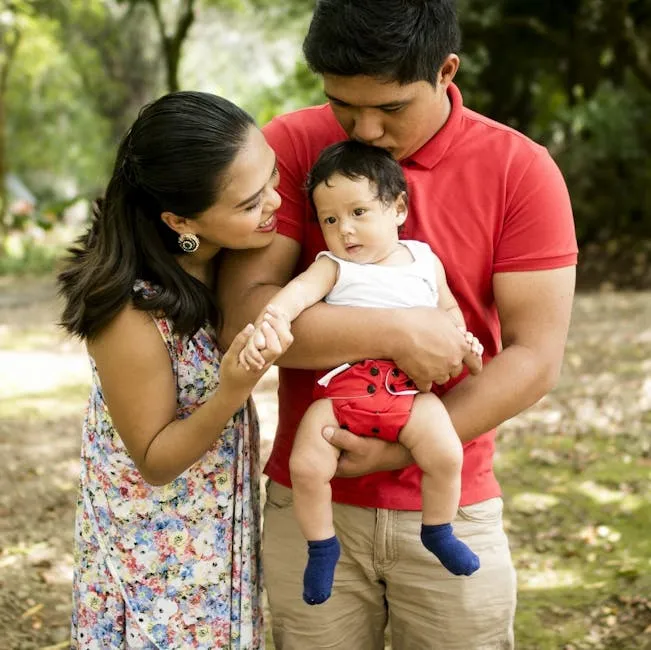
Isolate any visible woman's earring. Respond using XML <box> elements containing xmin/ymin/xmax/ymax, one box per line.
<box><xmin>178</xmin><ymin>232</ymin><xmax>200</xmax><ymax>253</ymax></box>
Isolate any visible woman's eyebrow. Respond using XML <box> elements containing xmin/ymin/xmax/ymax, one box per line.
<box><xmin>234</xmin><ymin>156</ymin><xmax>277</xmax><ymax>208</ymax></box>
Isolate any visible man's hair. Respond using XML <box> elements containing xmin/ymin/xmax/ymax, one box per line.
<box><xmin>306</xmin><ymin>141</ymin><xmax>407</xmax><ymax>211</ymax></box>
<box><xmin>303</xmin><ymin>0</ymin><xmax>461</xmax><ymax>85</ymax></box>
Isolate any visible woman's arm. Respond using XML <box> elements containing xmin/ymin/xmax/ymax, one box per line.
<box><xmin>89</xmin><ymin>305</ymin><xmax>291</xmax><ymax>485</ymax></box>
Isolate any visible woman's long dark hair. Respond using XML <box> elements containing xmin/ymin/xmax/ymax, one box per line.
<box><xmin>58</xmin><ymin>92</ymin><xmax>255</xmax><ymax>340</ymax></box>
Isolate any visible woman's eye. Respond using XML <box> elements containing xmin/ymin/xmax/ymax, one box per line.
<box><xmin>245</xmin><ymin>198</ymin><xmax>261</xmax><ymax>212</ymax></box>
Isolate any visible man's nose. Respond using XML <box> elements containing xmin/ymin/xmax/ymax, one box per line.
<box><xmin>351</xmin><ymin>109</ymin><xmax>384</xmax><ymax>143</ymax></box>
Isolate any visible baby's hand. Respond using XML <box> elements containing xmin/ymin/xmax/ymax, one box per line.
<box><xmin>238</xmin><ymin>306</ymin><xmax>292</xmax><ymax>371</ymax></box>
<box><xmin>460</xmin><ymin>328</ymin><xmax>484</xmax><ymax>372</ymax></box>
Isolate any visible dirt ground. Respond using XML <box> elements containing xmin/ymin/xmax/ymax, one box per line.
<box><xmin>0</xmin><ymin>276</ymin><xmax>649</xmax><ymax>649</ymax></box>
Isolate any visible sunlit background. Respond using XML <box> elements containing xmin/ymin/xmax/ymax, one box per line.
<box><xmin>1</xmin><ymin>1</ymin><xmax>650</xmax><ymax>649</ymax></box>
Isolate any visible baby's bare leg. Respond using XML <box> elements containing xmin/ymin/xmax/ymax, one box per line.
<box><xmin>289</xmin><ymin>398</ymin><xmax>340</xmax><ymax>540</ymax></box>
<box><xmin>399</xmin><ymin>393</ymin><xmax>462</xmax><ymax>525</ymax></box>
<box><xmin>289</xmin><ymin>398</ymin><xmax>342</xmax><ymax>604</ymax></box>
<box><xmin>399</xmin><ymin>393</ymin><xmax>480</xmax><ymax>576</ymax></box>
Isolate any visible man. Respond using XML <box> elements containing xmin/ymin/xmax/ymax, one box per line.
<box><xmin>218</xmin><ymin>1</ymin><xmax>577</xmax><ymax>648</ymax></box>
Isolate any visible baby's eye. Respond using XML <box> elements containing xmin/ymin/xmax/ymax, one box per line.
<box><xmin>352</xmin><ymin>208</ymin><xmax>366</xmax><ymax>217</ymax></box>
<box><xmin>324</xmin><ymin>216</ymin><xmax>337</xmax><ymax>225</ymax></box>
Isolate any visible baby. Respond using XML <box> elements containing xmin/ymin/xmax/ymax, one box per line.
<box><xmin>242</xmin><ymin>141</ymin><xmax>483</xmax><ymax>605</ymax></box>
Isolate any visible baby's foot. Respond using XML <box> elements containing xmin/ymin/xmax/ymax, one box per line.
<box><xmin>302</xmin><ymin>536</ymin><xmax>341</xmax><ymax>605</ymax></box>
<box><xmin>420</xmin><ymin>523</ymin><xmax>480</xmax><ymax>576</ymax></box>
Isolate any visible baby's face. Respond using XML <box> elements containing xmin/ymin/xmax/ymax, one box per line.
<box><xmin>313</xmin><ymin>174</ymin><xmax>406</xmax><ymax>264</ymax></box>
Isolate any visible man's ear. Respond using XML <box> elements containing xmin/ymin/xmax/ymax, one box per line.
<box><xmin>160</xmin><ymin>211</ymin><xmax>189</xmax><ymax>236</ymax></box>
<box><xmin>395</xmin><ymin>191</ymin><xmax>408</xmax><ymax>227</ymax></box>
<box><xmin>439</xmin><ymin>54</ymin><xmax>460</xmax><ymax>88</ymax></box>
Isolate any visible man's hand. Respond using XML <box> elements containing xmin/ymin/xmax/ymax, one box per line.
<box><xmin>392</xmin><ymin>308</ymin><xmax>481</xmax><ymax>386</ymax></box>
<box><xmin>322</xmin><ymin>426</ymin><xmax>413</xmax><ymax>477</ymax></box>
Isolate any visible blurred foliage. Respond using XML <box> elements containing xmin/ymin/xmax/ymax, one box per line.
<box><xmin>454</xmin><ymin>0</ymin><xmax>651</xmax><ymax>245</ymax></box>
<box><xmin>1</xmin><ymin>0</ymin><xmax>651</xmax><ymax>272</ymax></box>
<box><xmin>2</xmin><ymin>0</ymin><xmax>161</xmax><ymax>234</ymax></box>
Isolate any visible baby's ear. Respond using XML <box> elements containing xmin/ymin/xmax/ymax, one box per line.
<box><xmin>395</xmin><ymin>191</ymin><xmax>408</xmax><ymax>227</ymax></box>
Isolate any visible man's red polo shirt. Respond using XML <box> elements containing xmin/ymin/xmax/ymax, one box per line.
<box><xmin>261</xmin><ymin>83</ymin><xmax>577</xmax><ymax>509</ymax></box>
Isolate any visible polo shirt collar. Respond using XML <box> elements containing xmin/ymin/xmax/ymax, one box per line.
<box><xmin>404</xmin><ymin>82</ymin><xmax>463</xmax><ymax>170</ymax></box>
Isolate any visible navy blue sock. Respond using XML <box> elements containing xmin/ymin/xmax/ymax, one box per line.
<box><xmin>302</xmin><ymin>536</ymin><xmax>341</xmax><ymax>605</ymax></box>
<box><xmin>420</xmin><ymin>523</ymin><xmax>480</xmax><ymax>576</ymax></box>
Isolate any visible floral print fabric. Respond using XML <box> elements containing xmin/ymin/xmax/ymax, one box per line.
<box><xmin>71</xmin><ymin>281</ymin><xmax>263</xmax><ymax>649</ymax></box>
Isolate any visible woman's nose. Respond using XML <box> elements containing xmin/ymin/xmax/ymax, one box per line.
<box><xmin>266</xmin><ymin>187</ymin><xmax>281</xmax><ymax>211</ymax></box>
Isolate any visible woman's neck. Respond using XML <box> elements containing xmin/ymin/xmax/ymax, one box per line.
<box><xmin>176</xmin><ymin>252</ymin><xmax>217</xmax><ymax>287</ymax></box>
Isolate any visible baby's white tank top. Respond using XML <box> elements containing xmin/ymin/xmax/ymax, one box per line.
<box><xmin>316</xmin><ymin>240</ymin><xmax>439</xmax><ymax>309</ymax></box>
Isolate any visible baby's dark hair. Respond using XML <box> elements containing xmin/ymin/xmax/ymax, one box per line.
<box><xmin>306</xmin><ymin>141</ymin><xmax>407</xmax><ymax>211</ymax></box>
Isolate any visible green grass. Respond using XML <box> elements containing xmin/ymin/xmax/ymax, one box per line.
<box><xmin>0</xmin><ymin>327</ymin><xmax>63</xmax><ymax>351</ymax></box>
<box><xmin>0</xmin><ymin>241</ymin><xmax>64</xmax><ymax>276</ymax></box>
<box><xmin>500</xmin><ymin>432</ymin><xmax>651</xmax><ymax>649</ymax></box>
<box><xmin>0</xmin><ymin>383</ymin><xmax>89</xmax><ymax>420</ymax></box>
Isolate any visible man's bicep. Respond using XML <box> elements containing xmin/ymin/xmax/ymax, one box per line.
<box><xmin>217</xmin><ymin>234</ymin><xmax>301</xmax><ymax>342</ymax></box>
<box><xmin>494</xmin><ymin>266</ymin><xmax>575</xmax><ymax>362</ymax></box>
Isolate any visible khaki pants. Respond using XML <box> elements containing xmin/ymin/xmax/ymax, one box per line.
<box><xmin>263</xmin><ymin>480</ymin><xmax>516</xmax><ymax>650</ymax></box>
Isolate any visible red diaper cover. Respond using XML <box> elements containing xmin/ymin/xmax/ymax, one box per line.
<box><xmin>313</xmin><ymin>360</ymin><xmax>417</xmax><ymax>443</ymax></box>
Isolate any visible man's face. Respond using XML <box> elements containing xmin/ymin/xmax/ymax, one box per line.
<box><xmin>323</xmin><ymin>73</ymin><xmax>452</xmax><ymax>161</ymax></box>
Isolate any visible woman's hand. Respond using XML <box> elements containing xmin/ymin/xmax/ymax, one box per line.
<box><xmin>221</xmin><ymin>312</ymin><xmax>293</xmax><ymax>397</ymax></box>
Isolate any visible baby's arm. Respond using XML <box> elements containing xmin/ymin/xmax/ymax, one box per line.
<box><xmin>240</xmin><ymin>255</ymin><xmax>339</xmax><ymax>370</ymax></box>
<box><xmin>434</xmin><ymin>256</ymin><xmax>484</xmax><ymax>358</ymax></box>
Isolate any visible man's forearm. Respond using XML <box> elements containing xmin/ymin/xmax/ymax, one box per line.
<box><xmin>441</xmin><ymin>344</ymin><xmax>560</xmax><ymax>443</ymax></box>
<box><xmin>222</xmin><ymin>284</ymin><xmax>396</xmax><ymax>370</ymax></box>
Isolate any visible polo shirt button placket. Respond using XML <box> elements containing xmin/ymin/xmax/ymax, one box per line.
<box><xmin>367</xmin><ymin>384</ymin><xmax>376</xmax><ymax>394</ymax></box>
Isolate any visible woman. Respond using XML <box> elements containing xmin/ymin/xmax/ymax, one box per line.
<box><xmin>58</xmin><ymin>91</ymin><xmax>291</xmax><ymax>649</ymax></box>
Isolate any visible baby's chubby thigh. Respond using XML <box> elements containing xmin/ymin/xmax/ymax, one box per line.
<box><xmin>398</xmin><ymin>392</ymin><xmax>462</xmax><ymax>476</ymax></box>
<box><xmin>289</xmin><ymin>398</ymin><xmax>341</xmax><ymax>485</ymax></box>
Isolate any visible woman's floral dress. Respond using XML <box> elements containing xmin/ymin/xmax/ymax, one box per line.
<box><xmin>71</xmin><ymin>281</ymin><xmax>263</xmax><ymax>649</ymax></box>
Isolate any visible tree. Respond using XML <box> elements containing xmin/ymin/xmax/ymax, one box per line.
<box><xmin>0</xmin><ymin>1</ymin><xmax>26</xmax><ymax>229</ymax></box>
<box><xmin>121</xmin><ymin>0</ymin><xmax>245</xmax><ymax>93</ymax></box>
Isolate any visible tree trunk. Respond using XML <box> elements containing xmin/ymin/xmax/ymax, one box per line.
<box><xmin>0</xmin><ymin>93</ymin><xmax>7</xmax><ymax>233</ymax></box>
<box><xmin>0</xmin><ymin>24</ymin><xmax>21</xmax><ymax>235</ymax></box>
<box><xmin>164</xmin><ymin>39</ymin><xmax>180</xmax><ymax>92</ymax></box>
<box><xmin>147</xmin><ymin>0</ymin><xmax>196</xmax><ymax>93</ymax></box>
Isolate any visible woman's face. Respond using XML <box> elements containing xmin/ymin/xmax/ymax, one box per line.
<box><xmin>190</xmin><ymin>126</ymin><xmax>281</xmax><ymax>253</ymax></box>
